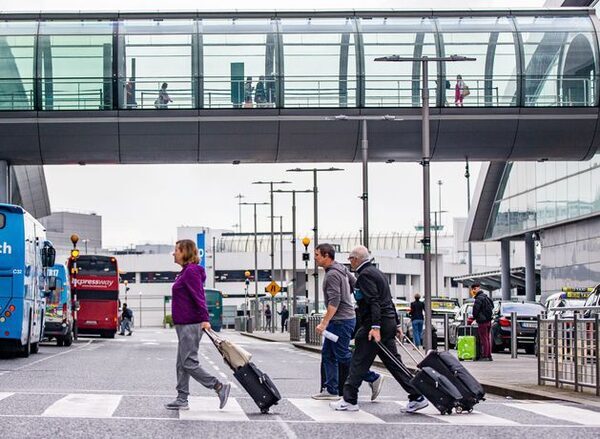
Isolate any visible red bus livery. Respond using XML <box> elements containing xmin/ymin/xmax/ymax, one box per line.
<box><xmin>68</xmin><ymin>255</ymin><xmax>120</xmax><ymax>338</ymax></box>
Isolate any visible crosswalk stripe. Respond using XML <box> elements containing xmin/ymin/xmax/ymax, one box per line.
<box><xmin>288</xmin><ymin>398</ymin><xmax>384</xmax><ymax>424</ymax></box>
<box><xmin>402</xmin><ymin>402</ymin><xmax>519</xmax><ymax>425</ymax></box>
<box><xmin>179</xmin><ymin>396</ymin><xmax>248</xmax><ymax>422</ymax></box>
<box><xmin>42</xmin><ymin>394</ymin><xmax>122</xmax><ymax>418</ymax></box>
<box><xmin>0</xmin><ymin>392</ymin><xmax>14</xmax><ymax>402</ymax></box>
<box><xmin>507</xmin><ymin>402</ymin><xmax>600</xmax><ymax>426</ymax></box>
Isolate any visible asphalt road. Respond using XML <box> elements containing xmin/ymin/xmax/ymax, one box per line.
<box><xmin>0</xmin><ymin>328</ymin><xmax>599</xmax><ymax>439</ymax></box>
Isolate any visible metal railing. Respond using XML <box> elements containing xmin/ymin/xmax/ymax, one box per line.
<box><xmin>538</xmin><ymin>311</ymin><xmax>600</xmax><ymax>395</ymax></box>
<box><xmin>306</xmin><ymin>315</ymin><xmax>323</xmax><ymax>346</ymax></box>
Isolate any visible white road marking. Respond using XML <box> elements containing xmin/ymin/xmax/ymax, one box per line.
<box><xmin>42</xmin><ymin>394</ymin><xmax>122</xmax><ymax>418</ymax></box>
<box><xmin>0</xmin><ymin>392</ymin><xmax>14</xmax><ymax>402</ymax></box>
<box><xmin>179</xmin><ymin>396</ymin><xmax>248</xmax><ymax>422</ymax></box>
<box><xmin>288</xmin><ymin>398</ymin><xmax>384</xmax><ymax>424</ymax></box>
<box><xmin>402</xmin><ymin>402</ymin><xmax>519</xmax><ymax>426</ymax></box>
<box><xmin>507</xmin><ymin>402</ymin><xmax>600</xmax><ymax>426</ymax></box>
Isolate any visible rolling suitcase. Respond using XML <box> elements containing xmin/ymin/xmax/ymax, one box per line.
<box><xmin>376</xmin><ymin>339</ymin><xmax>461</xmax><ymax>415</ymax></box>
<box><xmin>205</xmin><ymin>329</ymin><xmax>281</xmax><ymax>413</ymax></box>
<box><xmin>457</xmin><ymin>325</ymin><xmax>480</xmax><ymax>360</ymax></box>
<box><xmin>457</xmin><ymin>336</ymin><xmax>477</xmax><ymax>361</ymax></box>
<box><xmin>417</xmin><ymin>350</ymin><xmax>485</xmax><ymax>412</ymax></box>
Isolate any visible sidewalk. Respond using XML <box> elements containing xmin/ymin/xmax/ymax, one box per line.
<box><xmin>240</xmin><ymin>331</ymin><xmax>600</xmax><ymax>408</ymax></box>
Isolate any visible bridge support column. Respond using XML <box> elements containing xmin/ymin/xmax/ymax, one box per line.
<box><xmin>0</xmin><ymin>161</ymin><xmax>9</xmax><ymax>204</ymax></box>
<box><xmin>525</xmin><ymin>232</ymin><xmax>536</xmax><ymax>302</ymax></box>
<box><xmin>501</xmin><ymin>239</ymin><xmax>511</xmax><ymax>300</ymax></box>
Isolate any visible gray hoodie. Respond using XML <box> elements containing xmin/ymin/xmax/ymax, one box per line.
<box><xmin>323</xmin><ymin>261</ymin><xmax>356</xmax><ymax>320</ymax></box>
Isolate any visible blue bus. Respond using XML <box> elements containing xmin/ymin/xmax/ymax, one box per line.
<box><xmin>0</xmin><ymin>204</ymin><xmax>56</xmax><ymax>357</ymax></box>
<box><xmin>44</xmin><ymin>264</ymin><xmax>74</xmax><ymax>346</ymax></box>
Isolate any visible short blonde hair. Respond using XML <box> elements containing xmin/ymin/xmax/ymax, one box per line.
<box><xmin>176</xmin><ymin>239</ymin><xmax>200</xmax><ymax>265</ymax></box>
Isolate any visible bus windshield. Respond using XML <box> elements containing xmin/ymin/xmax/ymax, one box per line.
<box><xmin>75</xmin><ymin>256</ymin><xmax>118</xmax><ymax>277</ymax></box>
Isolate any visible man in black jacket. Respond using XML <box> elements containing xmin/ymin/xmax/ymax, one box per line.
<box><xmin>471</xmin><ymin>283</ymin><xmax>494</xmax><ymax>361</ymax></box>
<box><xmin>330</xmin><ymin>246</ymin><xmax>428</xmax><ymax>413</ymax></box>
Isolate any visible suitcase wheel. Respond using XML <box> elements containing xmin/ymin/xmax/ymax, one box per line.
<box><xmin>260</xmin><ymin>408</ymin><xmax>270</xmax><ymax>414</ymax></box>
<box><xmin>455</xmin><ymin>406</ymin><xmax>463</xmax><ymax>414</ymax></box>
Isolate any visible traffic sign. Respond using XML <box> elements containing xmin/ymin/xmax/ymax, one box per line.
<box><xmin>265</xmin><ymin>281</ymin><xmax>282</xmax><ymax>296</ymax></box>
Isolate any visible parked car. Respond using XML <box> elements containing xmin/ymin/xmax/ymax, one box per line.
<box><xmin>583</xmin><ymin>284</ymin><xmax>600</xmax><ymax>318</ymax></box>
<box><xmin>430</xmin><ymin>298</ymin><xmax>459</xmax><ymax>341</ymax></box>
<box><xmin>395</xmin><ymin>300</ymin><xmax>411</xmax><ymax>335</ymax></box>
<box><xmin>491</xmin><ymin>301</ymin><xmax>545</xmax><ymax>355</ymax></box>
<box><xmin>447</xmin><ymin>302</ymin><xmax>474</xmax><ymax>348</ymax></box>
<box><xmin>544</xmin><ymin>289</ymin><xmax>590</xmax><ymax>319</ymax></box>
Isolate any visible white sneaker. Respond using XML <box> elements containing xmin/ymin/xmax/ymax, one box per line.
<box><xmin>329</xmin><ymin>399</ymin><xmax>359</xmax><ymax>411</ymax></box>
<box><xmin>312</xmin><ymin>391</ymin><xmax>341</xmax><ymax>401</ymax></box>
<box><xmin>369</xmin><ymin>375</ymin><xmax>385</xmax><ymax>401</ymax></box>
<box><xmin>405</xmin><ymin>397</ymin><xmax>429</xmax><ymax>413</ymax></box>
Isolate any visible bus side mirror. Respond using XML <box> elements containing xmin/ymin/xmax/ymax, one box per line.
<box><xmin>42</xmin><ymin>243</ymin><xmax>56</xmax><ymax>268</ymax></box>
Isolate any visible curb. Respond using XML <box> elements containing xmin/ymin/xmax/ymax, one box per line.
<box><xmin>240</xmin><ymin>332</ymin><xmax>286</xmax><ymax>343</ymax></box>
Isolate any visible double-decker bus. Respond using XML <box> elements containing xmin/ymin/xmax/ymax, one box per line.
<box><xmin>43</xmin><ymin>263</ymin><xmax>74</xmax><ymax>346</ymax></box>
<box><xmin>0</xmin><ymin>204</ymin><xmax>56</xmax><ymax>357</ymax></box>
<box><xmin>68</xmin><ymin>255</ymin><xmax>119</xmax><ymax>338</ymax></box>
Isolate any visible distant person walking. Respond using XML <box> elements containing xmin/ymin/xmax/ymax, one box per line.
<box><xmin>244</xmin><ymin>76</ymin><xmax>254</xmax><ymax>107</ymax></box>
<box><xmin>331</xmin><ymin>246</ymin><xmax>427</xmax><ymax>413</ymax></box>
<box><xmin>455</xmin><ymin>75</ymin><xmax>467</xmax><ymax>107</ymax></box>
<box><xmin>165</xmin><ymin>239</ymin><xmax>230</xmax><ymax>411</ymax></box>
<box><xmin>409</xmin><ymin>293</ymin><xmax>424</xmax><ymax>347</ymax></box>
<box><xmin>254</xmin><ymin>76</ymin><xmax>266</xmax><ymax>107</ymax></box>
<box><xmin>279</xmin><ymin>305</ymin><xmax>289</xmax><ymax>333</ymax></box>
<box><xmin>471</xmin><ymin>283</ymin><xmax>494</xmax><ymax>361</ymax></box>
<box><xmin>265</xmin><ymin>304</ymin><xmax>272</xmax><ymax>331</ymax></box>
<box><xmin>119</xmin><ymin>303</ymin><xmax>133</xmax><ymax>336</ymax></box>
<box><xmin>155</xmin><ymin>82</ymin><xmax>173</xmax><ymax>109</ymax></box>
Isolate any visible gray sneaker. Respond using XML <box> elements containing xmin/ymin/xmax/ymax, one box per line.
<box><xmin>164</xmin><ymin>399</ymin><xmax>189</xmax><ymax>411</ymax></box>
<box><xmin>217</xmin><ymin>383</ymin><xmax>231</xmax><ymax>409</ymax></box>
<box><xmin>369</xmin><ymin>375</ymin><xmax>385</xmax><ymax>401</ymax></box>
<box><xmin>312</xmin><ymin>391</ymin><xmax>341</xmax><ymax>401</ymax></box>
<box><xmin>405</xmin><ymin>397</ymin><xmax>429</xmax><ymax>413</ymax></box>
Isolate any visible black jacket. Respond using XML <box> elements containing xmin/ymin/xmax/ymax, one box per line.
<box><xmin>472</xmin><ymin>291</ymin><xmax>493</xmax><ymax>324</ymax></box>
<box><xmin>410</xmin><ymin>300</ymin><xmax>424</xmax><ymax>321</ymax></box>
<box><xmin>354</xmin><ymin>261</ymin><xmax>398</xmax><ymax>328</ymax></box>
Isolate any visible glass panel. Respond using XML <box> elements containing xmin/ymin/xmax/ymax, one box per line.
<box><xmin>38</xmin><ymin>21</ymin><xmax>113</xmax><ymax>110</ymax></box>
<box><xmin>567</xmin><ymin>173</ymin><xmax>580</xmax><ymax>219</ymax></box>
<box><xmin>554</xmin><ymin>178</ymin><xmax>568</xmax><ymax>222</ymax></box>
<box><xmin>281</xmin><ymin>18</ymin><xmax>356</xmax><ymax>107</ymax></box>
<box><xmin>437</xmin><ymin>17</ymin><xmax>517</xmax><ymax>107</ymax></box>
<box><xmin>120</xmin><ymin>20</ymin><xmax>195</xmax><ymax>109</ymax></box>
<box><xmin>0</xmin><ymin>21</ymin><xmax>36</xmax><ymax>110</ymax></box>
<box><xmin>361</xmin><ymin>17</ymin><xmax>436</xmax><ymax>107</ymax></box>
<box><xmin>516</xmin><ymin>16</ymin><xmax>598</xmax><ymax>107</ymax></box>
<box><xmin>201</xmin><ymin>19</ymin><xmax>278</xmax><ymax>109</ymax></box>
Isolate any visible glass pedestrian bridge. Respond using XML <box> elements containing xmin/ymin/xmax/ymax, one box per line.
<box><xmin>0</xmin><ymin>9</ymin><xmax>599</xmax><ymax>111</ymax></box>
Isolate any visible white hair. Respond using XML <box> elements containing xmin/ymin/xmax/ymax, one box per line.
<box><xmin>350</xmin><ymin>245</ymin><xmax>370</xmax><ymax>262</ymax></box>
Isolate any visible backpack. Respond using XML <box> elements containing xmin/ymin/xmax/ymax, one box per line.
<box><xmin>480</xmin><ymin>296</ymin><xmax>494</xmax><ymax>321</ymax></box>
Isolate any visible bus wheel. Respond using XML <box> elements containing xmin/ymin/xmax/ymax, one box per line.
<box><xmin>64</xmin><ymin>332</ymin><xmax>73</xmax><ymax>347</ymax></box>
<box><xmin>18</xmin><ymin>325</ymin><xmax>31</xmax><ymax>358</ymax></box>
<box><xmin>31</xmin><ymin>342</ymin><xmax>39</xmax><ymax>354</ymax></box>
<box><xmin>57</xmin><ymin>337</ymin><xmax>64</xmax><ymax>347</ymax></box>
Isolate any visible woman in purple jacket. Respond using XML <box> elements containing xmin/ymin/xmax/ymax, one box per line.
<box><xmin>164</xmin><ymin>239</ymin><xmax>231</xmax><ymax>411</ymax></box>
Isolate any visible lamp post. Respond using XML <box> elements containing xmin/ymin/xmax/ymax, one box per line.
<box><xmin>138</xmin><ymin>291</ymin><xmax>142</xmax><ymax>328</ymax></box>
<box><xmin>244</xmin><ymin>270</ymin><xmax>251</xmax><ymax>317</ymax></box>
<box><xmin>272</xmin><ymin>189</ymin><xmax>313</xmax><ymax>315</ymax></box>
<box><xmin>465</xmin><ymin>158</ymin><xmax>473</xmax><ymax>273</ymax></box>
<box><xmin>287</xmin><ymin>167</ymin><xmax>343</xmax><ymax>313</ymax></box>
<box><xmin>252</xmin><ymin>181</ymin><xmax>291</xmax><ymax>297</ymax></box>
<box><xmin>434</xmin><ymin>179</ymin><xmax>444</xmax><ymax>296</ymax></box>
<box><xmin>240</xmin><ymin>201</ymin><xmax>270</xmax><ymax>329</ymax></box>
<box><xmin>235</xmin><ymin>193</ymin><xmax>245</xmax><ymax>233</ymax></box>
<box><xmin>375</xmin><ymin>54</ymin><xmax>475</xmax><ymax>350</ymax></box>
<box><xmin>69</xmin><ymin>234</ymin><xmax>80</xmax><ymax>341</ymax></box>
<box><xmin>301</xmin><ymin>236</ymin><xmax>311</xmax><ymax>314</ymax></box>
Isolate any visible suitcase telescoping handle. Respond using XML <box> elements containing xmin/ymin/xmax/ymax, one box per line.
<box><xmin>375</xmin><ymin>340</ymin><xmax>414</xmax><ymax>378</ymax></box>
<box><xmin>395</xmin><ymin>335</ymin><xmax>426</xmax><ymax>362</ymax></box>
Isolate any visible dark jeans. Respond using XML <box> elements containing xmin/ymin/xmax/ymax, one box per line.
<box><xmin>322</xmin><ymin>318</ymin><xmax>355</xmax><ymax>395</ymax></box>
<box><xmin>343</xmin><ymin>318</ymin><xmax>421</xmax><ymax>405</ymax></box>
<box><xmin>281</xmin><ymin>318</ymin><xmax>288</xmax><ymax>333</ymax></box>
<box><xmin>412</xmin><ymin>319</ymin><xmax>424</xmax><ymax>347</ymax></box>
<box><xmin>477</xmin><ymin>320</ymin><xmax>492</xmax><ymax>358</ymax></box>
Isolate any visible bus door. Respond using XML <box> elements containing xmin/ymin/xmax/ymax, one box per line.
<box><xmin>0</xmin><ymin>274</ymin><xmax>18</xmax><ymax>341</ymax></box>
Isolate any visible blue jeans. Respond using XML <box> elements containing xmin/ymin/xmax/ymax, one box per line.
<box><xmin>322</xmin><ymin>318</ymin><xmax>380</xmax><ymax>394</ymax></box>
<box><xmin>412</xmin><ymin>320</ymin><xmax>424</xmax><ymax>347</ymax></box>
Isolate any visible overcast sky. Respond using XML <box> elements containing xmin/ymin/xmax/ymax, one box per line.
<box><xmin>11</xmin><ymin>0</ymin><xmax>549</xmax><ymax>247</ymax></box>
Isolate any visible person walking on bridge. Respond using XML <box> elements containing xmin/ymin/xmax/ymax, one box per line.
<box><xmin>330</xmin><ymin>246</ymin><xmax>427</xmax><ymax>413</ymax></box>
<box><xmin>165</xmin><ymin>239</ymin><xmax>231</xmax><ymax>411</ymax></box>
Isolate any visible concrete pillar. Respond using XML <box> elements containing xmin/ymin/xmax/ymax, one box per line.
<box><xmin>501</xmin><ymin>239</ymin><xmax>511</xmax><ymax>300</ymax></box>
<box><xmin>525</xmin><ymin>232</ymin><xmax>536</xmax><ymax>301</ymax></box>
<box><xmin>0</xmin><ymin>161</ymin><xmax>8</xmax><ymax>204</ymax></box>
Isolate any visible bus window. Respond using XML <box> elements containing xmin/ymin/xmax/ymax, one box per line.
<box><xmin>0</xmin><ymin>213</ymin><xmax>5</xmax><ymax>229</ymax></box>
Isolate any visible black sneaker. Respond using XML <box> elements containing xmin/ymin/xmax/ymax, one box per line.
<box><xmin>164</xmin><ymin>399</ymin><xmax>189</xmax><ymax>410</ymax></box>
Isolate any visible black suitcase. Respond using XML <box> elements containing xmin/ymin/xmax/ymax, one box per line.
<box><xmin>234</xmin><ymin>362</ymin><xmax>281</xmax><ymax>414</ymax></box>
<box><xmin>409</xmin><ymin>367</ymin><xmax>462</xmax><ymax>415</ymax></box>
<box><xmin>418</xmin><ymin>350</ymin><xmax>485</xmax><ymax>412</ymax></box>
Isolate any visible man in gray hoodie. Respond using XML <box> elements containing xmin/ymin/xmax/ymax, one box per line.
<box><xmin>312</xmin><ymin>243</ymin><xmax>384</xmax><ymax>400</ymax></box>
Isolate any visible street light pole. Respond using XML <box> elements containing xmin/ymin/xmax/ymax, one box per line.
<box><xmin>361</xmin><ymin>119</ymin><xmax>369</xmax><ymax>248</ymax></box>
<box><xmin>375</xmin><ymin>54</ymin><xmax>475</xmax><ymax>351</ymax></box>
<box><xmin>287</xmin><ymin>167</ymin><xmax>343</xmax><ymax>313</ymax></box>
<box><xmin>435</xmin><ymin>179</ymin><xmax>443</xmax><ymax>296</ymax></box>
<box><xmin>465</xmin><ymin>158</ymin><xmax>473</xmax><ymax>273</ymax></box>
<box><xmin>235</xmin><ymin>193</ymin><xmax>245</xmax><ymax>233</ymax></box>
<box><xmin>241</xmin><ymin>201</ymin><xmax>269</xmax><ymax>329</ymax></box>
<box><xmin>273</xmin><ymin>189</ymin><xmax>314</xmax><ymax>315</ymax></box>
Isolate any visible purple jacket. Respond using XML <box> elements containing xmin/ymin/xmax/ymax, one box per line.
<box><xmin>171</xmin><ymin>263</ymin><xmax>209</xmax><ymax>325</ymax></box>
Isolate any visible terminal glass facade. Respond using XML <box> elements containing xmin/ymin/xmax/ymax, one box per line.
<box><xmin>486</xmin><ymin>153</ymin><xmax>600</xmax><ymax>239</ymax></box>
<box><xmin>0</xmin><ymin>11</ymin><xmax>598</xmax><ymax>110</ymax></box>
